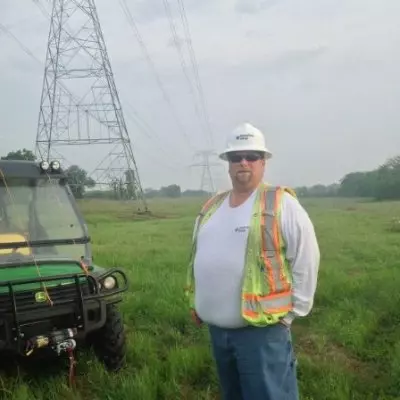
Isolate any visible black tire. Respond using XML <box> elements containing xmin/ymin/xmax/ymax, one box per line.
<box><xmin>90</xmin><ymin>304</ymin><xmax>126</xmax><ymax>372</ymax></box>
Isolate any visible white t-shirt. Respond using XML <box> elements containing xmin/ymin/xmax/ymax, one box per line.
<box><xmin>193</xmin><ymin>189</ymin><xmax>320</xmax><ymax>328</ymax></box>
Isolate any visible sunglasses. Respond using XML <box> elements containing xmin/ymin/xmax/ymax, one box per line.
<box><xmin>227</xmin><ymin>152</ymin><xmax>263</xmax><ymax>163</ymax></box>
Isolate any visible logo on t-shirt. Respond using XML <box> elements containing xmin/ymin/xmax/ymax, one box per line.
<box><xmin>234</xmin><ymin>226</ymin><xmax>249</xmax><ymax>233</ymax></box>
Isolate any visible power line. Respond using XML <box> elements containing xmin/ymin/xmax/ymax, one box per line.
<box><xmin>119</xmin><ymin>0</ymin><xmax>196</xmax><ymax>153</ymax></box>
<box><xmin>0</xmin><ymin>22</ymin><xmax>42</xmax><ymax>64</ymax></box>
<box><xmin>176</xmin><ymin>0</ymin><xmax>214</xmax><ymax>148</ymax></box>
<box><xmin>162</xmin><ymin>0</ymin><xmax>206</xmax><ymax>144</ymax></box>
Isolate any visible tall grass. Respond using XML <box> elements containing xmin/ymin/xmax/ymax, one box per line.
<box><xmin>0</xmin><ymin>196</ymin><xmax>399</xmax><ymax>399</ymax></box>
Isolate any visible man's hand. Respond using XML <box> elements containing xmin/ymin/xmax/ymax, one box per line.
<box><xmin>279</xmin><ymin>319</ymin><xmax>291</xmax><ymax>328</ymax></box>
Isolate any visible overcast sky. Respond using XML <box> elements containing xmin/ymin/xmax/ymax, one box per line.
<box><xmin>1</xmin><ymin>0</ymin><xmax>400</xmax><ymax>191</ymax></box>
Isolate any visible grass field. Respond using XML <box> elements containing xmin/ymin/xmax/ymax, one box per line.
<box><xmin>1</xmin><ymin>196</ymin><xmax>400</xmax><ymax>399</ymax></box>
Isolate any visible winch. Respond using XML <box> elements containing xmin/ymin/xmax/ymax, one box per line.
<box><xmin>25</xmin><ymin>328</ymin><xmax>78</xmax><ymax>387</ymax></box>
<box><xmin>25</xmin><ymin>328</ymin><xmax>78</xmax><ymax>356</ymax></box>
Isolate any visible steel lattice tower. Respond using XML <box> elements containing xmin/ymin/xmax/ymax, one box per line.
<box><xmin>35</xmin><ymin>0</ymin><xmax>148</xmax><ymax>211</ymax></box>
<box><xmin>190</xmin><ymin>150</ymin><xmax>221</xmax><ymax>194</ymax></box>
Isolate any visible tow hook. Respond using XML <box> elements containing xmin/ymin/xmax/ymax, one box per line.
<box><xmin>55</xmin><ymin>338</ymin><xmax>77</xmax><ymax>387</ymax></box>
<box><xmin>55</xmin><ymin>338</ymin><xmax>76</xmax><ymax>355</ymax></box>
<box><xmin>65</xmin><ymin>341</ymin><xmax>77</xmax><ymax>387</ymax></box>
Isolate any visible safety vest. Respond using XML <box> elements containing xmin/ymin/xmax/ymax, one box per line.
<box><xmin>185</xmin><ymin>183</ymin><xmax>297</xmax><ymax>327</ymax></box>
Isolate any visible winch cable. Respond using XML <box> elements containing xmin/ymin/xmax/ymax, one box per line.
<box><xmin>67</xmin><ymin>346</ymin><xmax>77</xmax><ymax>387</ymax></box>
<box><xmin>0</xmin><ymin>168</ymin><xmax>53</xmax><ymax>305</ymax></box>
<box><xmin>79</xmin><ymin>258</ymin><xmax>89</xmax><ymax>275</ymax></box>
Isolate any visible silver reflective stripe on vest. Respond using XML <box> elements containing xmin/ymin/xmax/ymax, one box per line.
<box><xmin>244</xmin><ymin>294</ymin><xmax>292</xmax><ymax>314</ymax></box>
<box><xmin>262</xmin><ymin>187</ymin><xmax>288</xmax><ymax>294</ymax></box>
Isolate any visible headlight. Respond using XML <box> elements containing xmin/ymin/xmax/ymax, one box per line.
<box><xmin>102</xmin><ymin>276</ymin><xmax>116</xmax><ymax>290</ymax></box>
<box><xmin>51</xmin><ymin>160</ymin><xmax>60</xmax><ymax>170</ymax></box>
<box><xmin>40</xmin><ymin>161</ymin><xmax>50</xmax><ymax>171</ymax></box>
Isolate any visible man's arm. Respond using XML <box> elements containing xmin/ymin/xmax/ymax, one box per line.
<box><xmin>279</xmin><ymin>192</ymin><xmax>320</xmax><ymax>326</ymax></box>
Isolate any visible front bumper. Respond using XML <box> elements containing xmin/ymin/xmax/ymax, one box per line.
<box><xmin>0</xmin><ymin>268</ymin><xmax>128</xmax><ymax>354</ymax></box>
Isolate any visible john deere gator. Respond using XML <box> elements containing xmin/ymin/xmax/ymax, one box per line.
<box><xmin>0</xmin><ymin>159</ymin><xmax>128</xmax><ymax>374</ymax></box>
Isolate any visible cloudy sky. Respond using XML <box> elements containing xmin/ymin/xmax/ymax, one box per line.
<box><xmin>1</xmin><ymin>0</ymin><xmax>400</xmax><ymax>191</ymax></box>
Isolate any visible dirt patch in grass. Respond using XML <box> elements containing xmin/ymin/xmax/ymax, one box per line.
<box><xmin>346</xmin><ymin>268</ymin><xmax>366</xmax><ymax>277</ymax></box>
<box><xmin>294</xmin><ymin>329</ymin><xmax>380</xmax><ymax>383</ymax></box>
<box><xmin>116</xmin><ymin>210</ymin><xmax>174</xmax><ymax>221</ymax></box>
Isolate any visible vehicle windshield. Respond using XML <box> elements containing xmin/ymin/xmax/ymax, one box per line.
<box><xmin>0</xmin><ymin>177</ymin><xmax>90</xmax><ymax>264</ymax></box>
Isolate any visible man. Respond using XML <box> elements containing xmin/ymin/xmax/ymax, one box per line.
<box><xmin>185</xmin><ymin>122</ymin><xmax>320</xmax><ymax>400</ymax></box>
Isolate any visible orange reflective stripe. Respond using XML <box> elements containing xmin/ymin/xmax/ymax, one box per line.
<box><xmin>260</xmin><ymin>188</ymin><xmax>276</xmax><ymax>293</ymax></box>
<box><xmin>243</xmin><ymin>292</ymin><xmax>292</xmax><ymax>315</ymax></box>
<box><xmin>271</xmin><ymin>187</ymin><xmax>290</xmax><ymax>292</ymax></box>
<box><xmin>200</xmin><ymin>191</ymin><xmax>228</xmax><ymax>214</ymax></box>
<box><xmin>243</xmin><ymin>291</ymin><xmax>290</xmax><ymax>301</ymax></box>
<box><xmin>193</xmin><ymin>194</ymin><xmax>223</xmax><ymax>240</ymax></box>
<box><xmin>261</xmin><ymin>186</ymin><xmax>292</xmax><ymax>294</ymax></box>
<box><xmin>200</xmin><ymin>196</ymin><xmax>217</xmax><ymax>214</ymax></box>
<box><xmin>243</xmin><ymin>305</ymin><xmax>292</xmax><ymax>317</ymax></box>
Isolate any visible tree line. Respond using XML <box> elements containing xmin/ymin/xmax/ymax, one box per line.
<box><xmin>85</xmin><ymin>184</ymin><xmax>210</xmax><ymax>199</ymax></box>
<box><xmin>295</xmin><ymin>155</ymin><xmax>400</xmax><ymax>200</ymax></box>
<box><xmin>0</xmin><ymin>149</ymin><xmax>208</xmax><ymax>199</ymax></box>
<box><xmin>3</xmin><ymin>149</ymin><xmax>400</xmax><ymax>201</ymax></box>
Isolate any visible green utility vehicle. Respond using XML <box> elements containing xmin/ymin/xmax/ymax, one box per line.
<box><xmin>0</xmin><ymin>159</ymin><xmax>128</xmax><ymax>372</ymax></box>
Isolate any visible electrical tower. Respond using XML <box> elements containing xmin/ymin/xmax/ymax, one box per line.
<box><xmin>34</xmin><ymin>0</ymin><xmax>148</xmax><ymax>211</ymax></box>
<box><xmin>190</xmin><ymin>150</ymin><xmax>221</xmax><ymax>194</ymax></box>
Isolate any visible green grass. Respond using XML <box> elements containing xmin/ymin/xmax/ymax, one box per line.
<box><xmin>1</xmin><ymin>196</ymin><xmax>400</xmax><ymax>399</ymax></box>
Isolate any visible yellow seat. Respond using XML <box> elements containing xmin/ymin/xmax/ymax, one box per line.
<box><xmin>0</xmin><ymin>233</ymin><xmax>31</xmax><ymax>255</ymax></box>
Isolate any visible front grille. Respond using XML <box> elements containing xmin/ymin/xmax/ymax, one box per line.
<box><xmin>0</xmin><ymin>282</ymin><xmax>92</xmax><ymax>313</ymax></box>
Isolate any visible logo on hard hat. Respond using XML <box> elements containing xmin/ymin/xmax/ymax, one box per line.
<box><xmin>236</xmin><ymin>134</ymin><xmax>254</xmax><ymax>141</ymax></box>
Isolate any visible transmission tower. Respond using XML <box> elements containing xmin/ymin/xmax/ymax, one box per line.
<box><xmin>190</xmin><ymin>150</ymin><xmax>221</xmax><ymax>194</ymax></box>
<box><xmin>34</xmin><ymin>0</ymin><xmax>148</xmax><ymax>211</ymax></box>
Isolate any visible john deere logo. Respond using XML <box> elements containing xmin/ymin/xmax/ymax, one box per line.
<box><xmin>35</xmin><ymin>291</ymin><xmax>47</xmax><ymax>303</ymax></box>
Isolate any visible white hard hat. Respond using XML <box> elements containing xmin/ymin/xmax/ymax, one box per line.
<box><xmin>219</xmin><ymin>122</ymin><xmax>272</xmax><ymax>160</ymax></box>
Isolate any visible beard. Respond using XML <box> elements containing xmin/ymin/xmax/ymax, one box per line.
<box><xmin>235</xmin><ymin>170</ymin><xmax>252</xmax><ymax>184</ymax></box>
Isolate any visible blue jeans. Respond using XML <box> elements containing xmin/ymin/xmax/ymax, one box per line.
<box><xmin>208</xmin><ymin>323</ymin><xmax>299</xmax><ymax>400</ymax></box>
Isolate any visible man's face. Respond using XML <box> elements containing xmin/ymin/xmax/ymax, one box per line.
<box><xmin>227</xmin><ymin>151</ymin><xmax>265</xmax><ymax>190</ymax></box>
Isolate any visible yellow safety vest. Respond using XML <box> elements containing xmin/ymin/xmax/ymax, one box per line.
<box><xmin>185</xmin><ymin>183</ymin><xmax>297</xmax><ymax>327</ymax></box>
